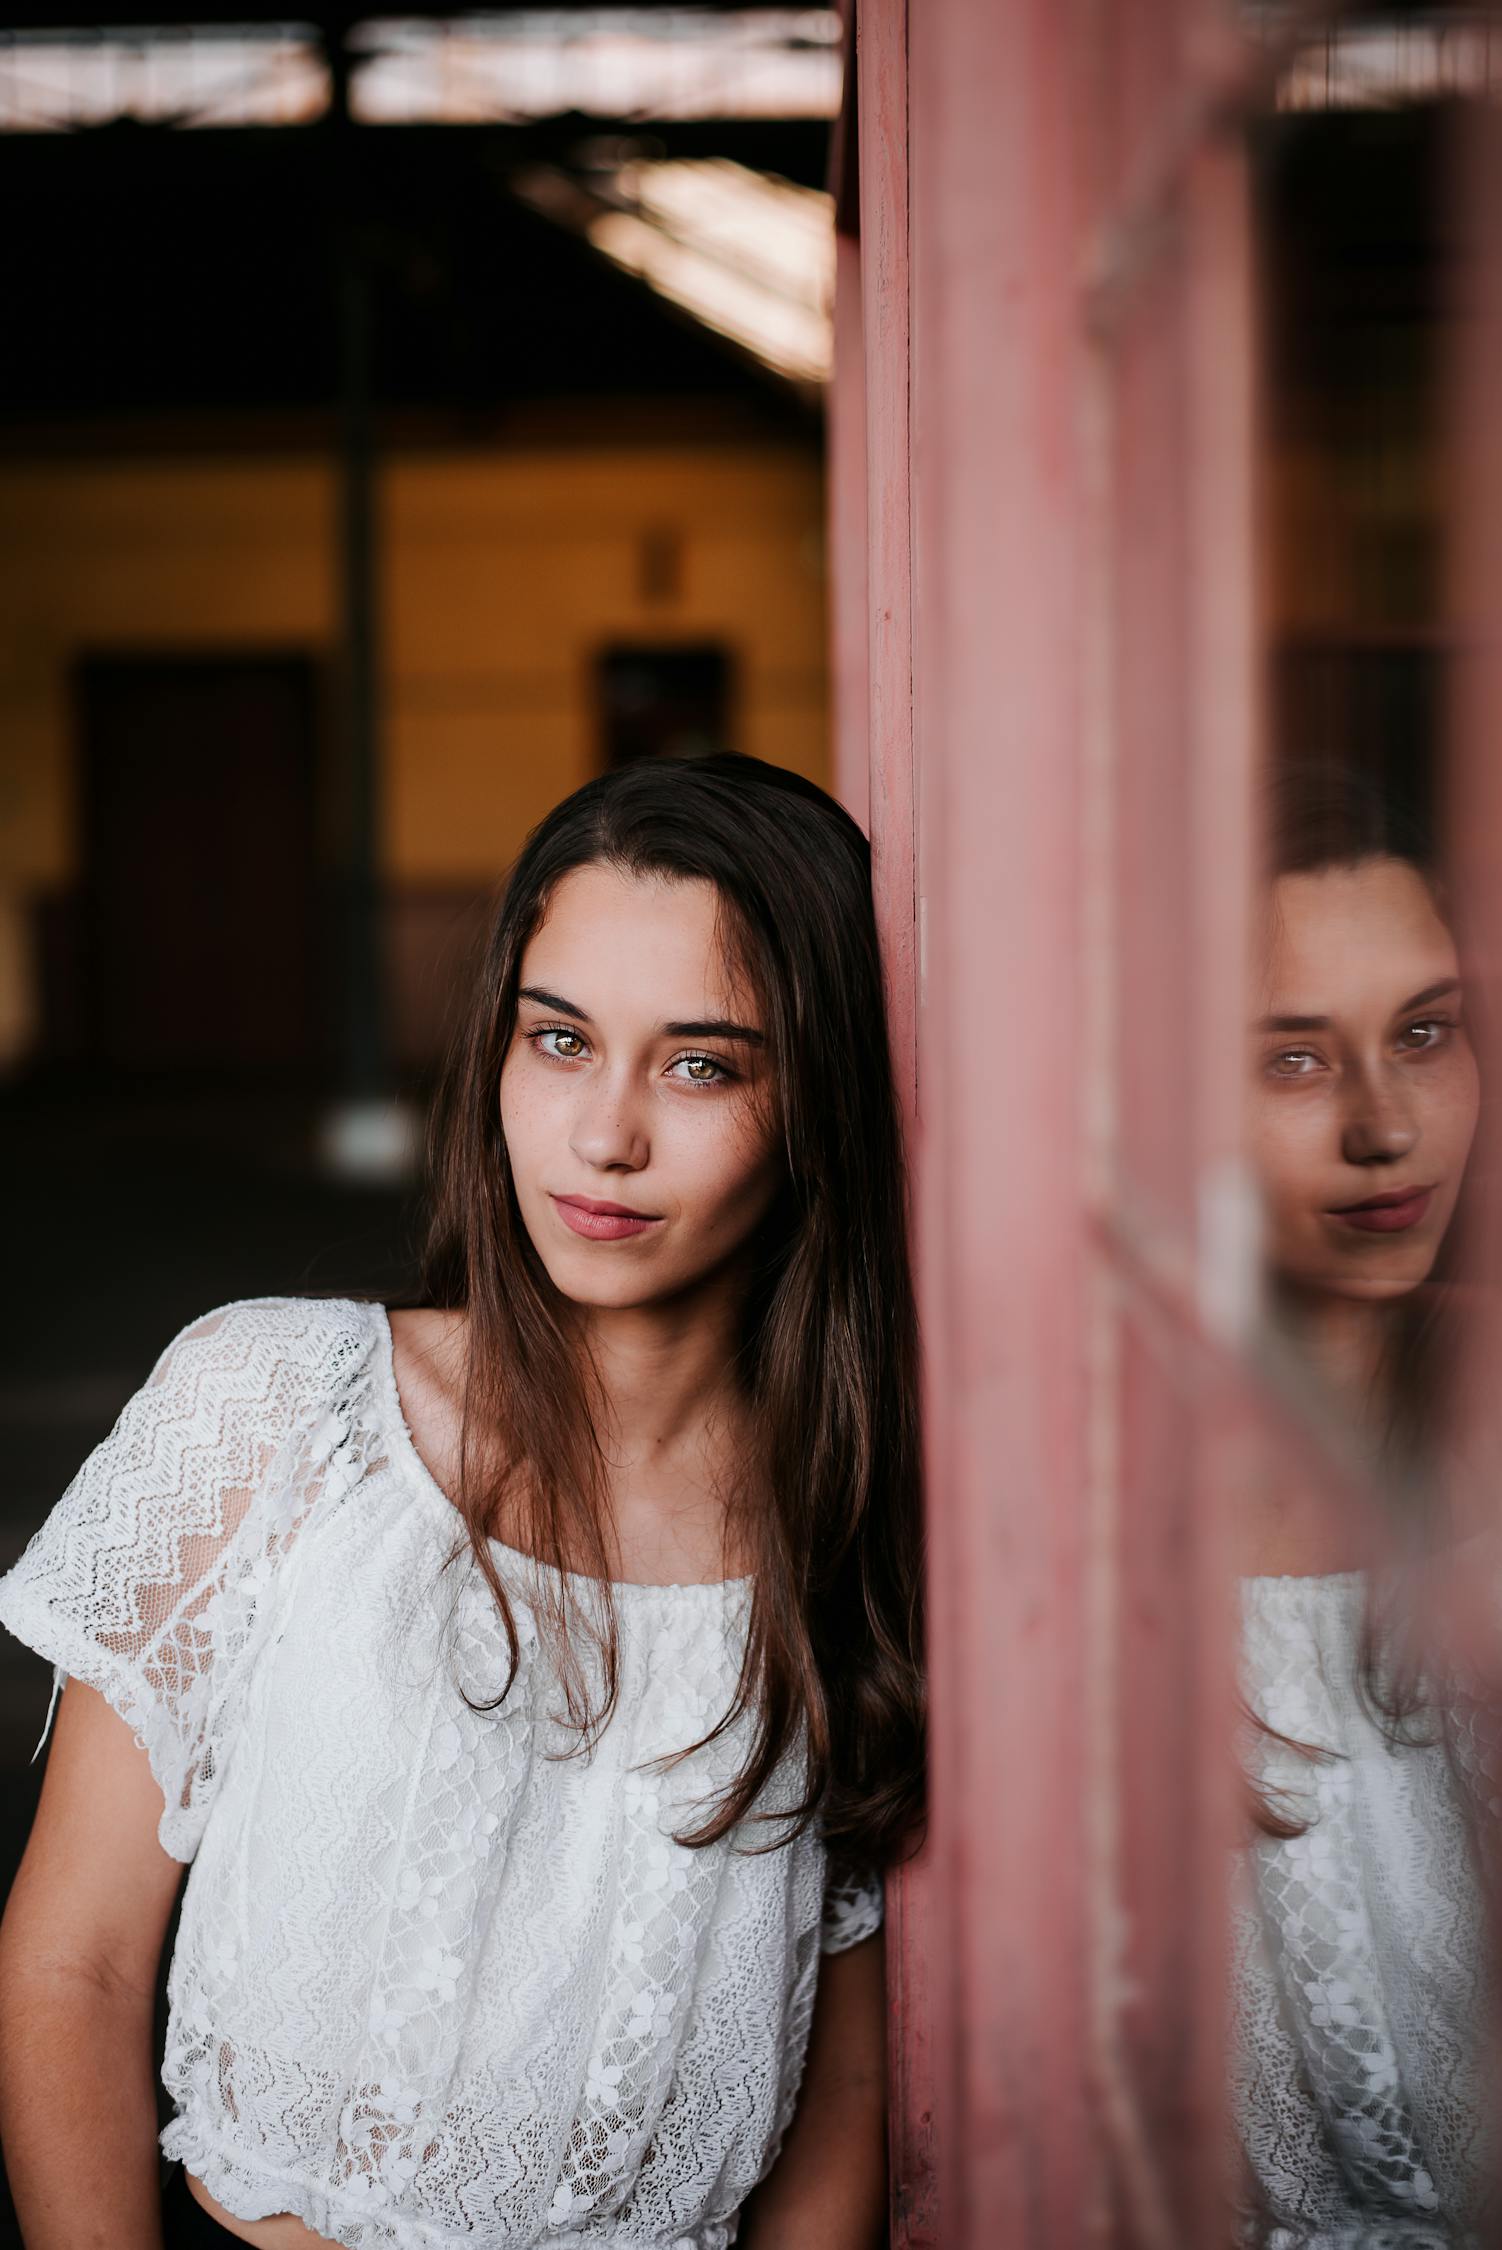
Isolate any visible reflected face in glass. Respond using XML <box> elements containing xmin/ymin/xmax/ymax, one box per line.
<box><xmin>1249</xmin><ymin>855</ymin><xmax>1479</xmax><ymax>1303</ymax></box>
<box><xmin>498</xmin><ymin>863</ymin><xmax>784</xmax><ymax>1314</ymax></box>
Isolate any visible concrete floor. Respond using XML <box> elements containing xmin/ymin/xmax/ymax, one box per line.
<box><xmin>0</xmin><ymin>1084</ymin><xmax>420</xmax><ymax>2242</ymax></box>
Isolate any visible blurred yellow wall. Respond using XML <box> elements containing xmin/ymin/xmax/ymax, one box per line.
<box><xmin>0</xmin><ymin>441</ymin><xmax>828</xmax><ymax>1071</ymax></box>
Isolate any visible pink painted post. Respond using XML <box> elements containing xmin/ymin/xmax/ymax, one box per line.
<box><xmin>1445</xmin><ymin>103</ymin><xmax>1502</xmax><ymax>1636</ymax></box>
<box><xmin>832</xmin><ymin>1</ymin><xmax>1261</xmax><ymax>2238</ymax></box>
<box><xmin>829</xmin><ymin>229</ymin><xmax>871</xmax><ymax>834</ymax></box>
<box><xmin>857</xmin><ymin>0</ymin><xmax>916</xmax><ymax>1114</ymax></box>
<box><xmin>830</xmin><ymin>7</ymin><xmax>936</xmax><ymax>2231</ymax></box>
<box><xmin>848</xmin><ymin>6</ymin><xmax>939</xmax><ymax>2243</ymax></box>
<box><xmin>909</xmin><ymin>0</ymin><xmax>1256</xmax><ymax>2238</ymax></box>
<box><xmin>908</xmin><ymin>1</ymin><xmax>1094</xmax><ymax>2238</ymax></box>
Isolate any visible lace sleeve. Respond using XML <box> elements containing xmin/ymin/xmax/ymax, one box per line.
<box><xmin>820</xmin><ymin>1861</ymin><xmax>885</xmax><ymax>1954</ymax></box>
<box><xmin>0</xmin><ymin>1296</ymin><xmax>370</xmax><ymax>1862</ymax></box>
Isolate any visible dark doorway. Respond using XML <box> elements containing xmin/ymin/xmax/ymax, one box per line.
<box><xmin>76</xmin><ymin>655</ymin><xmax>322</xmax><ymax>1082</ymax></box>
<box><xmin>598</xmin><ymin>645</ymin><xmax>734</xmax><ymax>769</ymax></box>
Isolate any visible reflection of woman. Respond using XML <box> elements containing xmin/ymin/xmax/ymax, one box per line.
<box><xmin>1236</xmin><ymin>768</ymin><xmax>1490</xmax><ymax>2247</ymax></box>
<box><xmin>0</xmin><ymin>755</ymin><xmax>923</xmax><ymax>2250</ymax></box>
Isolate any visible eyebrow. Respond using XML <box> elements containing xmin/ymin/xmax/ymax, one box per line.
<box><xmin>1254</xmin><ymin>977</ymin><xmax>1461</xmax><ymax>1034</ymax></box>
<box><xmin>519</xmin><ymin>985</ymin><xmax>595</xmax><ymax>1025</ymax></box>
<box><xmin>517</xmin><ymin>988</ymin><xmax>765</xmax><ymax>1046</ymax></box>
<box><xmin>663</xmin><ymin>1018</ymin><xmax>765</xmax><ymax>1045</ymax></box>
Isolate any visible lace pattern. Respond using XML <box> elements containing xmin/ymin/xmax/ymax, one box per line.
<box><xmin>1233</xmin><ymin>1572</ymin><xmax>1491</xmax><ymax>2250</ymax></box>
<box><xmin>0</xmin><ymin>1297</ymin><xmax>883</xmax><ymax>2249</ymax></box>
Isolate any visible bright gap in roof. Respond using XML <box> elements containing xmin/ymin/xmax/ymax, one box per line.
<box><xmin>0</xmin><ymin>10</ymin><xmax>841</xmax><ymax>132</ymax></box>
<box><xmin>1241</xmin><ymin>7</ymin><xmax>1502</xmax><ymax>111</ymax></box>
<box><xmin>0</xmin><ymin>24</ymin><xmax>326</xmax><ymax>130</ymax></box>
<box><xmin>349</xmin><ymin>10</ymin><xmax>841</xmax><ymax>125</ymax></box>
<box><xmin>514</xmin><ymin>155</ymin><xmax>835</xmax><ymax>385</ymax></box>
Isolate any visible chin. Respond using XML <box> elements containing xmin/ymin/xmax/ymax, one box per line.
<box><xmin>1314</xmin><ymin>1259</ymin><xmax>1439</xmax><ymax>1304</ymax></box>
<box><xmin>1275</xmin><ymin>1245</ymin><xmax>1441</xmax><ymax>1307</ymax></box>
<box><xmin>537</xmin><ymin>1243</ymin><xmax>700</xmax><ymax>1314</ymax></box>
<box><xmin>1333</xmin><ymin>1276</ymin><xmax>1431</xmax><ymax>1304</ymax></box>
<box><xmin>533</xmin><ymin>1259</ymin><xmax>652</xmax><ymax>1311</ymax></box>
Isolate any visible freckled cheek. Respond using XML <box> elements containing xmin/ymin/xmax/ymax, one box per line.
<box><xmin>498</xmin><ymin>1057</ymin><xmax>570</xmax><ymax>1181</ymax></box>
<box><xmin>1247</xmin><ymin>1093</ymin><xmax>1334</xmax><ymax>1232</ymax></box>
<box><xmin>1419</xmin><ymin>1052</ymin><xmax>1481</xmax><ymax>1195</ymax></box>
<box><xmin>661</xmin><ymin>1110</ymin><xmax>781</xmax><ymax>1241</ymax></box>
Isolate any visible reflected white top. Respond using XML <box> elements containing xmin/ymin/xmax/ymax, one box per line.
<box><xmin>0</xmin><ymin>1296</ymin><xmax>881</xmax><ymax>2250</ymax></box>
<box><xmin>1236</xmin><ymin>1568</ymin><xmax>1491</xmax><ymax>2250</ymax></box>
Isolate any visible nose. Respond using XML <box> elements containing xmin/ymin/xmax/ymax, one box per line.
<box><xmin>568</xmin><ymin>1067</ymin><xmax>650</xmax><ymax>1174</ymax></box>
<box><xmin>1340</xmin><ymin>1062</ymin><xmax>1419</xmax><ymax>1168</ymax></box>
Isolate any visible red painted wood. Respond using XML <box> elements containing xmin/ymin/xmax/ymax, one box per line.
<box><xmin>884</xmin><ymin>1851</ymin><xmax>939</xmax><ymax>2250</ymax></box>
<box><xmin>838</xmin><ymin>13</ymin><xmax>934</xmax><ymax>2234</ymax></box>
<box><xmin>1180</xmin><ymin>136</ymin><xmax>1258</xmax><ymax>2246</ymax></box>
<box><xmin>857</xmin><ymin>0</ymin><xmax>916</xmax><ymax>1114</ymax></box>
<box><xmin>829</xmin><ymin>229</ymin><xmax>871</xmax><ymax>835</ymax></box>
<box><xmin>831</xmin><ymin>2</ymin><xmax>1260</xmax><ymax>2239</ymax></box>
<box><xmin>908</xmin><ymin>2</ymin><xmax>1093</xmax><ymax>2238</ymax></box>
<box><xmin>1444</xmin><ymin>110</ymin><xmax>1502</xmax><ymax>1556</ymax></box>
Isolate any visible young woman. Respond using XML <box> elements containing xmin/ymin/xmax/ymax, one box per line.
<box><xmin>0</xmin><ymin>753</ymin><xmax>924</xmax><ymax>2250</ymax></box>
<box><xmin>1235</xmin><ymin>766</ymin><xmax>1493</xmax><ymax>2246</ymax></box>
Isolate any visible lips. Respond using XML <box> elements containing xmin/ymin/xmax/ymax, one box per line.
<box><xmin>549</xmin><ymin>1194</ymin><xmax>663</xmax><ymax>1243</ymax></box>
<box><xmin>1327</xmin><ymin>1186</ymin><xmax>1435</xmax><ymax>1235</ymax></box>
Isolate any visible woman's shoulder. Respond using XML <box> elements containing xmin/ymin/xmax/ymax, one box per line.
<box><xmin>156</xmin><ymin>1292</ymin><xmax>383</xmax><ymax>1371</ymax></box>
<box><xmin>139</xmin><ymin>1294</ymin><xmax>388</xmax><ymax>1441</ymax></box>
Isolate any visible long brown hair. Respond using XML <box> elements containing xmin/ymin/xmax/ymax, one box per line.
<box><xmin>416</xmin><ymin>753</ymin><xmax>924</xmax><ymax>1865</ymax></box>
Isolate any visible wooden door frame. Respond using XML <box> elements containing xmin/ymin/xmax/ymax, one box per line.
<box><xmin>833</xmin><ymin>3</ymin><xmax>1262</xmax><ymax>2240</ymax></box>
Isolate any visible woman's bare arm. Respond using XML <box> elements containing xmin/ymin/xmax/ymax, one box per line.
<box><xmin>0</xmin><ymin>1679</ymin><xmax>183</xmax><ymax>2250</ymax></box>
<box><xmin>736</xmin><ymin>1933</ymin><xmax>888</xmax><ymax>2250</ymax></box>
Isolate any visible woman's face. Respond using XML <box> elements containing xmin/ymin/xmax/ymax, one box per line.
<box><xmin>499</xmin><ymin>862</ymin><xmax>784</xmax><ymax>1314</ymax></box>
<box><xmin>1248</xmin><ymin>855</ymin><xmax>1479</xmax><ymax>1304</ymax></box>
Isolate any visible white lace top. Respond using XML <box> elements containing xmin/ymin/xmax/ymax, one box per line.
<box><xmin>1235</xmin><ymin>1570</ymin><xmax>1492</xmax><ymax>2250</ymax></box>
<box><xmin>0</xmin><ymin>1296</ymin><xmax>882</xmax><ymax>2250</ymax></box>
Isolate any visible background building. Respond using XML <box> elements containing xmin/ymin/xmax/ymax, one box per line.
<box><xmin>0</xmin><ymin>20</ymin><xmax>838</xmax><ymax>1087</ymax></box>
<box><xmin>1</xmin><ymin>440</ymin><xmax>828</xmax><ymax>1079</ymax></box>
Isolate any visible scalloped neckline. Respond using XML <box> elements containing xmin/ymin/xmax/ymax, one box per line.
<box><xmin>370</xmin><ymin>1301</ymin><xmax>754</xmax><ymax>1600</ymax></box>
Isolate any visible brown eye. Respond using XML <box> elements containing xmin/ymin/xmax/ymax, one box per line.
<box><xmin>670</xmin><ymin>1052</ymin><xmax>731</xmax><ymax>1085</ymax></box>
<box><xmin>1397</xmin><ymin>1018</ymin><xmax>1451</xmax><ymax>1053</ymax></box>
<box><xmin>533</xmin><ymin>1027</ymin><xmax>588</xmax><ymax>1061</ymax></box>
<box><xmin>1268</xmin><ymin>1048</ymin><xmax>1321</xmax><ymax>1078</ymax></box>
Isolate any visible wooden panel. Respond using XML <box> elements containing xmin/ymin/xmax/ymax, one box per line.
<box><xmin>859</xmin><ymin>0</ymin><xmax>916</xmax><ymax>1112</ymax></box>
<box><xmin>829</xmin><ymin>229</ymin><xmax>871</xmax><ymax>833</ymax></box>
<box><xmin>832</xmin><ymin>0</ymin><xmax>1261</xmax><ymax>2240</ymax></box>
<box><xmin>842</xmin><ymin>8</ymin><xmax>936</xmax><ymax>2238</ymax></box>
<box><xmin>908</xmin><ymin>1</ymin><xmax>1093</xmax><ymax>2237</ymax></box>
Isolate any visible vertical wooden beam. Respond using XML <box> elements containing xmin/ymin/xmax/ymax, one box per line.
<box><xmin>841</xmin><ymin>1</ymin><xmax>1258</xmax><ymax>2236</ymax></box>
<box><xmin>829</xmin><ymin>229</ymin><xmax>871</xmax><ymax>834</ymax></box>
<box><xmin>329</xmin><ymin>33</ymin><xmax>387</xmax><ymax>1112</ymax></box>
<box><xmin>1181</xmin><ymin>131</ymin><xmax>1257</xmax><ymax>2248</ymax></box>
<box><xmin>844</xmin><ymin>11</ymin><xmax>938</xmax><ymax>2236</ymax></box>
<box><xmin>859</xmin><ymin>0</ymin><xmax>917</xmax><ymax>1111</ymax></box>
<box><xmin>1444</xmin><ymin>98</ymin><xmax>1502</xmax><ymax>1520</ymax></box>
<box><xmin>336</xmin><ymin>235</ymin><xmax>385</xmax><ymax>1107</ymax></box>
<box><xmin>908</xmin><ymin>1</ymin><xmax>1093</xmax><ymax>2240</ymax></box>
